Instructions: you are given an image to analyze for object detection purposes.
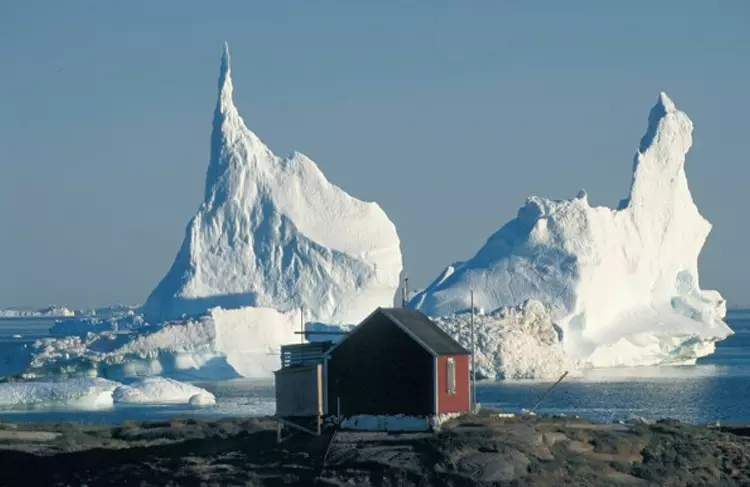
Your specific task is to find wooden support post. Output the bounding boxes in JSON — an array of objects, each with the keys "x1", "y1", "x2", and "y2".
[
  {"x1": 470, "y1": 291, "x2": 477, "y2": 413},
  {"x1": 530, "y1": 371, "x2": 569, "y2": 414}
]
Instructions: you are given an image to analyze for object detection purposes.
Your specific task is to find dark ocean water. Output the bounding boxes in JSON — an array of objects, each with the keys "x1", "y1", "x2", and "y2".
[{"x1": 0, "y1": 311, "x2": 748, "y2": 424}]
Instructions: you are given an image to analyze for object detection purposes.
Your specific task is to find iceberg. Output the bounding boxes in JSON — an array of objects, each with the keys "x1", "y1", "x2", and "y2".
[
  {"x1": 141, "y1": 42, "x2": 402, "y2": 325},
  {"x1": 8, "y1": 43, "x2": 403, "y2": 383},
  {"x1": 410, "y1": 92, "x2": 732, "y2": 368}
]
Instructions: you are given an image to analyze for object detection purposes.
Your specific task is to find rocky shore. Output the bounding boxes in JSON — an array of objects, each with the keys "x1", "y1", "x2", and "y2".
[{"x1": 0, "y1": 411, "x2": 749, "y2": 486}]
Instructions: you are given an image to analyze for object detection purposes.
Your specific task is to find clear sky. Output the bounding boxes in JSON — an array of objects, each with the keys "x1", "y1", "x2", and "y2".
[{"x1": 0, "y1": 1, "x2": 748, "y2": 309}]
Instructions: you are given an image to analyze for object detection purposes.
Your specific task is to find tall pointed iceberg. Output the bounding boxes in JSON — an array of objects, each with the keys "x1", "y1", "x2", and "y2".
[
  {"x1": 409, "y1": 92, "x2": 732, "y2": 367},
  {"x1": 143, "y1": 44, "x2": 403, "y2": 324}
]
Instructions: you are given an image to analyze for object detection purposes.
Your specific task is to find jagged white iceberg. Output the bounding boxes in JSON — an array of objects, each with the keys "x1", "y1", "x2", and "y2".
[
  {"x1": 142, "y1": 43, "x2": 402, "y2": 325},
  {"x1": 433, "y1": 300, "x2": 577, "y2": 380},
  {"x1": 410, "y1": 93, "x2": 732, "y2": 368}
]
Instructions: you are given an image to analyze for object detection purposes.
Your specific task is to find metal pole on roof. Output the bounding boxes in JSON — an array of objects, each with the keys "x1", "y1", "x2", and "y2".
[
  {"x1": 470, "y1": 291, "x2": 476, "y2": 413},
  {"x1": 300, "y1": 306, "x2": 304, "y2": 344}
]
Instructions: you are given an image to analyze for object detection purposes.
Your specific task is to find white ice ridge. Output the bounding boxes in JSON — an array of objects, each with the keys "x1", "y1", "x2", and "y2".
[
  {"x1": 142, "y1": 42, "x2": 402, "y2": 325},
  {"x1": 409, "y1": 92, "x2": 733, "y2": 368}
]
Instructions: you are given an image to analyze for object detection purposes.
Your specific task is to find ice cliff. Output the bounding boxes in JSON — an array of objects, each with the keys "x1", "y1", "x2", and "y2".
[
  {"x1": 142, "y1": 43, "x2": 402, "y2": 325},
  {"x1": 410, "y1": 92, "x2": 732, "y2": 368}
]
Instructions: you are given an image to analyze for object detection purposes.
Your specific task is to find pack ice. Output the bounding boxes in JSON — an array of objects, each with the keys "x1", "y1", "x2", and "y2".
[
  {"x1": 142, "y1": 42, "x2": 402, "y2": 325},
  {"x1": 410, "y1": 93, "x2": 732, "y2": 368}
]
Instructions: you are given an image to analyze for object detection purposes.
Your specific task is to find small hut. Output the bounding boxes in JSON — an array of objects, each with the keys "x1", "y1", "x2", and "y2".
[{"x1": 324, "y1": 307, "x2": 471, "y2": 430}]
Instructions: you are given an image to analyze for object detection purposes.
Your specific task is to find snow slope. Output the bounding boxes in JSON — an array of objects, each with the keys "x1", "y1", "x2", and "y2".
[
  {"x1": 141, "y1": 43, "x2": 402, "y2": 325},
  {"x1": 409, "y1": 93, "x2": 732, "y2": 367}
]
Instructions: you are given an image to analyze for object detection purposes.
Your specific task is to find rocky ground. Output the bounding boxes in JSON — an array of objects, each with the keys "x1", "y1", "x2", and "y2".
[{"x1": 0, "y1": 411, "x2": 749, "y2": 486}]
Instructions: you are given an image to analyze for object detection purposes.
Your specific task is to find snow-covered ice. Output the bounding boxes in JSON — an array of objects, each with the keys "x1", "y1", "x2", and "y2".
[
  {"x1": 409, "y1": 92, "x2": 732, "y2": 368},
  {"x1": 141, "y1": 42, "x2": 402, "y2": 325}
]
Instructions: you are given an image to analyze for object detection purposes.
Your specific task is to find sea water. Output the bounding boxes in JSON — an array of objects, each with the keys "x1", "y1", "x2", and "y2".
[
  {"x1": 479, "y1": 312, "x2": 750, "y2": 424},
  {"x1": 0, "y1": 311, "x2": 749, "y2": 424}
]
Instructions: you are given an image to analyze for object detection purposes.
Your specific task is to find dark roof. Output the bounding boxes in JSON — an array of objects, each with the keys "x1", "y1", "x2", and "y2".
[{"x1": 378, "y1": 307, "x2": 470, "y2": 356}]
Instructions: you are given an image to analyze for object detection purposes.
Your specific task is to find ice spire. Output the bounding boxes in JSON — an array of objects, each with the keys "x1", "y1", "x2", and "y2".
[
  {"x1": 638, "y1": 91, "x2": 679, "y2": 154},
  {"x1": 618, "y1": 91, "x2": 694, "y2": 211},
  {"x1": 205, "y1": 41, "x2": 259, "y2": 202},
  {"x1": 141, "y1": 43, "x2": 403, "y2": 326},
  {"x1": 216, "y1": 41, "x2": 234, "y2": 117}
]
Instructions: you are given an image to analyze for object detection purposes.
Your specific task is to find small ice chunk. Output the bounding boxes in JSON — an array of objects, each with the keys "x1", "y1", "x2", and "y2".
[
  {"x1": 113, "y1": 377, "x2": 216, "y2": 405},
  {"x1": 189, "y1": 392, "x2": 216, "y2": 407}
]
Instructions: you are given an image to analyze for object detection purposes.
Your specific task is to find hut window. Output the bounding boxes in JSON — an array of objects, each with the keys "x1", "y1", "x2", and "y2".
[{"x1": 447, "y1": 358, "x2": 456, "y2": 394}]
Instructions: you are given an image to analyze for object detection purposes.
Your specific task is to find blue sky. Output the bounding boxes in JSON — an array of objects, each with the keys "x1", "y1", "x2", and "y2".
[{"x1": 0, "y1": 1, "x2": 748, "y2": 308}]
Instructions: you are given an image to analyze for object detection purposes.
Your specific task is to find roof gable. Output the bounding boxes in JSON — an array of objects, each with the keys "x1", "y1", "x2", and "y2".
[
  {"x1": 380, "y1": 308, "x2": 470, "y2": 356},
  {"x1": 325, "y1": 307, "x2": 469, "y2": 358}
]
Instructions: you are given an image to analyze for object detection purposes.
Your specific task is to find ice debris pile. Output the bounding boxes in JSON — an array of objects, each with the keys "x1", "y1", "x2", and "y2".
[
  {"x1": 22, "y1": 306, "x2": 302, "y2": 380},
  {"x1": 141, "y1": 42, "x2": 402, "y2": 325},
  {"x1": 410, "y1": 92, "x2": 732, "y2": 368},
  {"x1": 0, "y1": 377, "x2": 215, "y2": 410},
  {"x1": 433, "y1": 300, "x2": 577, "y2": 380}
]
